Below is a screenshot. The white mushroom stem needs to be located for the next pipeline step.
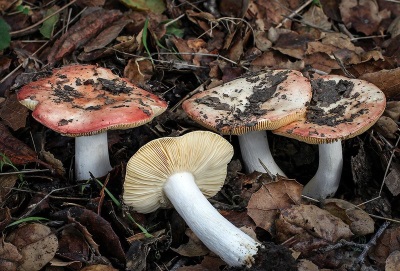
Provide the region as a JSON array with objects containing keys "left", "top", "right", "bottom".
[
  {"left": 75, "top": 132, "right": 113, "bottom": 180},
  {"left": 238, "top": 131, "right": 286, "bottom": 176},
  {"left": 302, "top": 141, "right": 343, "bottom": 199},
  {"left": 163, "top": 171, "right": 261, "bottom": 267}
]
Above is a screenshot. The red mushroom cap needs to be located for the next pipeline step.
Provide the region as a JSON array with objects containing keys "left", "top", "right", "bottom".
[
  {"left": 182, "top": 70, "right": 312, "bottom": 135},
  {"left": 17, "top": 65, "right": 167, "bottom": 136},
  {"left": 273, "top": 75, "right": 386, "bottom": 144}
]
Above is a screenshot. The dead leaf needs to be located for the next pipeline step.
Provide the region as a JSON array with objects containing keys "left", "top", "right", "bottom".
[
  {"left": 384, "top": 163, "right": 400, "bottom": 196},
  {"left": 76, "top": 0, "right": 105, "bottom": 7},
  {"left": 6, "top": 223, "right": 58, "bottom": 271},
  {"left": 84, "top": 18, "right": 132, "bottom": 52},
  {"left": 273, "top": 32, "right": 313, "bottom": 59},
  {"left": 374, "top": 116, "right": 398, "bottom": 139},
  {"left": 324, "top": 199, "right": 375, "bottom": 236},
  {"left": 297, "top": 259, "right": 319, "bottom": 271},
  {"left": 386, "top": 250, "right": 400, "bottom": 271},
  {"left": 40, "top": 150, "right": 66, "bottom": 176},
  {"left": 359, "top": 68, "right": 400, "bottom": 99},
  {"left": 339, "top": 0, "right": 389, "bottom": 35},
  {"left": 0, "top": 174, "right": 17, "bottom": 203},
  {"left": 247, "top": 177, "right": 302, "bottom": 232},
  {"left": 0, "top": 94, "right": 28, "bottom": 131},
  {"left": 0, "top": 238, "right": 22, "bottom": 271},
  {"left": 171, "top": 229, "right": 209, "bottom": 257},
  {"left": 79, "top": 264, "right": 118, "bottom": 271},
  {"left": 52, "top": 207, "right": 125, "bottom": 263},
  {"left": 384, "top": 101, "right": 400, "bottom": 121},
  {"left": 47, "top": 8, "right": 122, "bottom": 65},
  {"left": 0, "top": 123, "right": 42, "bottom": 165},
  {"left": 124, "top": 58, "right": 154, "bottom": 86},
  {"left": 369, "top": 227, "right": 400, "bottom": 264},
  {"left": 57, "top": 225, "right": 90, "bottom": 263},
  {"left": 176, "top": 255, "right": 225, "bottom": 271},
  {"left": 276, "top": 205, "right": 353, "bottom": 243}
]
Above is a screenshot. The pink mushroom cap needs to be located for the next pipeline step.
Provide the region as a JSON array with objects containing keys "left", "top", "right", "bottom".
[
  {"left": 17, "top": 65, "right": 167, "bottom": 136},
  {"left": 273, "top": 75, "right": 386, "bottom": 143},
  {"left": 182, "top": 70, "right": 312, "bottom": 135}
]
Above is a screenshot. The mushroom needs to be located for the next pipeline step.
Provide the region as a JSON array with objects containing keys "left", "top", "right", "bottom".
[
  {"left": 182, "top": 70, "right": 312, "bottom": 175},
  {"left": 17, "top": 64, "right": 167, "bottom": 180},
  {"left": 123, "top": 131, "right": 261, "bottom": 267},
  {"left": 273, "top": 75, "right": 386, "bottom": 199}
]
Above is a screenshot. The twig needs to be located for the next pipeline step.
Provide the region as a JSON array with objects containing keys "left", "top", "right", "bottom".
[
  {"left": 0, "top": 169, "right": 50, "bottom": 175},
  {"left": 10, "top": 0, "right": 77, "bottom": 36},
  {"left": 276, "top": 0, "right": 314, "bottom": 28},
  {"left": 350, "top": 221, "right": 390, "bottom": 270}
]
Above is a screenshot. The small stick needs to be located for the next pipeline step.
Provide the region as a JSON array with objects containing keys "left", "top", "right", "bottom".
[{"left": 276, "top": 0, "right": 314, "bottom": 28}]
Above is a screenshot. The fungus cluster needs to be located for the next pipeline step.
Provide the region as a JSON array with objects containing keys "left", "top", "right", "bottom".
[
  {"left": 182, "top": 72, "right": 386, "bottom": 199},
  {"left": 17, "top": 64, "right": 167, "bottom": 180}
]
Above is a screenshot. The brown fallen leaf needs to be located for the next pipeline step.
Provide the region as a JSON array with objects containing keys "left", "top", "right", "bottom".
[
  {"left": 384, "top": 163, "right": 400, "bottom": 196},
  {"left": 323, "top": 199, "right": 375, "bottom": 236},
  {"left": 374, "top": 116, "right": 398, "bottom": 139},
  {"left": 0, "top": 238, "right": 22, "bottom": 271},
  {"left": 0, "top": 94, "right": 28, "bottom": 131},
  {"left": 124, "top": 58, "right": 154, "bottom": 86},
  {"left": 176, "top": 255, "right": 225, "bottom": 271},
  {"left": 79, "top": 264, "right": 118, "bottom": 271},
  {"left": 0, "top": 174, "right": 17, "bottom": 203},
  {"left": 47, "top": 8, "right": 122, "bottom": 65},
  {"left": 0, "top": 122, "right": 46, "bottom": 166},
  {"left": 339, "top": 0, "right": 389, "bottom": 35},
  {"left": 247, "top": 177, "right": 302, "bottom": 232},
  {"left": 383, "top": 101, "right": 400, "bottom": 121},
  {"left": 171, "top": 229, "right": 209, "bottom": 257},
  {"left": 369, "top": 227, "right": 400, "bottom": 264},
  {"left": 57, "top": 225, "right": 90, "bottom": 263},
  {"left": 6, "top": 223, "right": 58, "bottom": 271},
  {"left": 386, "top": 250, "right": 400, "bottom": 271},
  {"left": 276, "top": 205, "right": 353, "bottom": 243},
  {"left": 359, "top": 68, "right": 400, "bottom": 99},
  {"left": 83, "top": 17, "right": 132, "bottom": 52},
  {"left": 52, "top": 207, "right": 125, "bottom": 263}
]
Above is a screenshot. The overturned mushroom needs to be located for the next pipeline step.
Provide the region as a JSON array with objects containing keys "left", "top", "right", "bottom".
[
  {"left": 182, "top": 70, "right": 312, "bottom": 175},
  {"left": 274, "top": 75, "right": 386, "bottom": 199},
  {"left": 123, "top": 131, "right": 262, "bottom": 267},
  {"left": 17, "top": 64, "right": 167, "bottom": 180}
]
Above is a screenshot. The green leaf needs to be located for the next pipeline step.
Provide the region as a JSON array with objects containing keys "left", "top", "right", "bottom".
[
  {"left": 142, "top": 17, "right": 153, "bottom": 62},
  {"left": 165, "top": 21, "right": 184, "bottom": 38},
  {"left": 120, "top": 0, "right": 166, "bottom": 14},
  {"left": 6, "top": 217, "right": 49, "bottom": 228},
  {"left": 0, "top": 18, "right": 11, "bottom": 51},
  {"left": 16, "top": 5, "right": 31, "bottom": 15},
  {"left": 39, "top": 7, "right": 60, "bottom": 39}
]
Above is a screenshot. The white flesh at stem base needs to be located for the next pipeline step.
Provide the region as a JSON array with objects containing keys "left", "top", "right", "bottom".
[
  {"left": 302, "top": 141, "right": 343, "bottom": 199},
  {"left": 238, "top": 131, "right": 286, "bottom": 176},
  {"left": 75, "top": 132, "right": 113, "bottom": 180},
  {"left": 163, "top": 172, "right": 261, "bottom": 267}
]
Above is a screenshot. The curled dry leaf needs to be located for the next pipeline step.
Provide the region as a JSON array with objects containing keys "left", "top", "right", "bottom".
[
  {"left": 369, "top": 227, "right": 400, "bottom": 264},
  {"left": 57, "top": 226, "right": 90, "bottom": 263},
  {"left": 384, "top": 163, "right": 400, "bottom": 196},
  {"left": 47, "top": 8, "right": 122, "bottom": 65},
  {"left": 52, "top": 207, "right": 125, "bottom": 263},
  {"left": 247, "top": 177, "right": 302, "bottom": 232},
  {"left": 0, "top": 174, "right": 17, "bottom": 203},
  {"left": 384, "top": 101, "right": 400, "bottom": 121},
  {"left": 0, "top": 94, "right": 28, "bottom": 131},
  {"left": 276, "top": 205, "right": 353, "bottom": 243},
  {"left": 79, "top": 264, "right": 118, "bottom": 271},
  {"left": 171, "top": 229, "right": 209, "bottom": 257},
  {"left": 386, "top": 250, "right": 400, "bottom": 271},
  {"left": 5, "top": 223, "right": 58, "bottom": 271},
  {"left": 374, "top": 116, "right": 398, "bottom": 139},
  {"left": 0, "top": 238, "right": 22, "bottom": 271},
  {"left": 339, "top": 0, "right": 390, "bottom": 35},
  {"left": 359, "top": 68, "right": 400, "bottom": 99},
  {"left": 0, "top": 123, "right": 44, "bottom": 166},
  {"left": 323, "top": 199, "right": 374, "bottom": 236}
]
